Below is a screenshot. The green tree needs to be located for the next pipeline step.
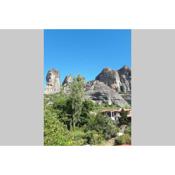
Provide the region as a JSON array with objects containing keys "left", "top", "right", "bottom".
[
  {"left": 52, "top": 93, "right": 72, "bottom": 130},
  {"left": 86, "top": 113, "right": 119, "bottom": 140},
  {"left": 119, "top": 109, "right": 130, "bottom": 125},
  {"left": 44, "top": 108, "right": 72, "bottom": 145},
  {"left": 69, "top": 75, "right": 85, "bottom": 130},
  {"left": 78, "top": 100, "right": 96, "bottom": 126}
]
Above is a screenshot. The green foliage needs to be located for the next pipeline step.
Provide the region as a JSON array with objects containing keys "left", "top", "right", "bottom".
[
  {"left": 44, "top": 109, "right": 72, "bottom": 146},
  {"left": 114, "top": 134, "right": 131, "bottom": 145},
  {"left": 78, "top": 100, "right": 96, "bottom": 126},
  {"left": 124, "top": 125, "right": 131, "bottom": 135},
  {"left": 44, "top": 74, "right": 130, "bottom": 146},
  {"left": 86, "top": 113, "right": 119, "bottom": 140},
  {"left": 119, "top": 110, "right": 130, "bottom": 125},
  {"left": 84, "top": 130, "right": 104, "bottom": 145},
  {"left": 69, "top": 129, "right": 86, "bottom": 145},
  {"left": 44, "top": 108, "right": 86, "bottom": 146},
  {"left": 69, "top": 75, "right": 85, "bottom": 130},
  {"left": 52, "top": 93, "right": 72, "bottom": 130},
  {"left": 82, "top": 100, "right": 95, "bottom": 113}
]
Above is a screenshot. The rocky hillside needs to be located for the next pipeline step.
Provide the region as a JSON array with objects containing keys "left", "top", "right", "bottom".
[
  {"left": 85, "top": 80, "right": 128, "bottom": 107},
  {"left": 45, "top": 66, "right": 131, "bottom": 107}
]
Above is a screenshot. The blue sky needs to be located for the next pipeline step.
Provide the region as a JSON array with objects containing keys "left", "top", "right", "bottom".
[{"left": 44, "top": 29, "right": 131, "bottom": 85}]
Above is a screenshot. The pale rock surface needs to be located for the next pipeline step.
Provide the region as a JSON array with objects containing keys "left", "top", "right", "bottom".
[
  {"left": 118, "top": 65, "right": 131, "bottom": 93},
  {"left": 62, "top": 75, "right": 73, "bottom": 94},
  {"left": 95, "top": 68, "right": 122, "bottom": 92},
  {"left": 45, "top": 69, "right": 60, "bottom": 94},
  {"left": 85, "top": 80, "right": 129, "bottom": 107}
]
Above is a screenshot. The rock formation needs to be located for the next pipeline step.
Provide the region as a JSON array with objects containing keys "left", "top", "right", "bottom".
[
  {"left": 44, "top": 65, "right": 131, "bottom": 107},
  {"left": 62, "top": 75, "right": 73, "bottom": 94},
  {"left": 62, "top": 75, "right": 73, "bottom": 86},
  {"left": 95, "top": 66, "right": 131, "bottom": 93},
  {"left": 118, "top": 65, "right": 131, "bottom": 93},
  {"left": 85, "top": 80, "right": 129, "bottom": 107},
  {"left": 95, "top": 68, "right": 122, "bottom": 92},
  {"left": 45, "top": 69, "right": 61, "bottom": 94}
]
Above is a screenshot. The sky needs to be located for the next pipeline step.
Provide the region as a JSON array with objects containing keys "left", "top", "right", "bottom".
[{"left": 44, "top": 29, "right": 131, "bottom": 85}]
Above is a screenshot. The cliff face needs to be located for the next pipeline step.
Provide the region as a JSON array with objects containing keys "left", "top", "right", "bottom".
[
  {"left": 95, "top": 66, "right": 131, "bottom": 94},
  {"left": 95, "top": 68, "right": 121, "bottom": 92},
  {"left": 45, "top": 65, "right": 131, "bottom": 107},
  {"left": 118, "top": 66, "right": 131, "bottom": 93}
]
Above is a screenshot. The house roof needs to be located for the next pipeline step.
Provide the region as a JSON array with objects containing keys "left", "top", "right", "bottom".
[{"left": 101, "top": 108, "right": 131, "bottom": 113}]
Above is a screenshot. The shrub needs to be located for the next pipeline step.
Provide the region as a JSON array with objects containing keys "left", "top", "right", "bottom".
[
  {"left": 119, "top": 110, "right": 130, "bottom": 125},
  {"left": 124, "top": 125, "right": 131, "bottom": 135},
  {"left": 86, "top": 113, "right": 119, "bottom": 140},
  {"left": 44, "top": 109, "right": 73, "bottom": 146},
  {"left": 114, "top": 134, "right": 131, "bottom": 145},
  {"left": 70, "top": 129, "right": 86, "bottom": 145},
  {"left": 44, "top": 110, "right": 86, "bottom": 146},
  {"left": 84, "top": 130, "right": 104, "bottom": 145}
]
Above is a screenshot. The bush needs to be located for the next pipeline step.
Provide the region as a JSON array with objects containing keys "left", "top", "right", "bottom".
[
  {"left": 84, "top": 130, "right": 104, "bottom": 145},
  {"left": 44, "top": 109, "right": 73, "bottom": 146},
  {"left": 70, "top": 129, "right": 86, "bottom": 145},
  {"left": 114, "top": 134, "right": 131, "bottom": 145},
  {"left": 86, "top": 113, "right": 119, "bottom": 140},
  {"left": 119, "top": 110, "right": 130, "bottom": 125},
  {"left": 124, "top": 125, "right": 131, "bottom": 135},
  {"left": 44, "top": 110, "right": 87, "bottom": 146}
]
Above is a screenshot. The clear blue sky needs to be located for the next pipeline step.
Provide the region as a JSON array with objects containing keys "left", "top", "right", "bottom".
[{"left": 44, "top": 29, "right": 131, "bottom": 85}]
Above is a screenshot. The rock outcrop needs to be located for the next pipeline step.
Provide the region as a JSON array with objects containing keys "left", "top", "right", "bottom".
[
  {"left": 62, "top": 75, "right": 73, "bottom": 94},
  {"left": 44, "top": 65, "right": 131, "bottom": 107},
  {"left": 45, "top": 69, "right": 61, "bottom": 94},
  {"left": 120, "top": 93, "right": 131, "bottom": 105},
  {"left": 95, "top": 68, "right": 122, "bottom": 92},
  {"left": 95, "top": 66, "right": 131, "bottom": 94},
  {"left": 62, "top": 75, "right": 73, "bottom": 86},
  {"left": 118, "top": 65, "right": 131, "bottom": 93},
  {"left": 85, "top": 80, "right": 129, "bottom": 107}
]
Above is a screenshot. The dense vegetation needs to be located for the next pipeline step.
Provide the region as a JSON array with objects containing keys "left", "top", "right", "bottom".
[{"left": 44, "top": 75, "right": 131, "bottom": 146}]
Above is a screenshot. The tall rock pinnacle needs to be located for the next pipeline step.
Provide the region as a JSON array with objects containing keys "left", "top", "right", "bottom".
[
  {"left": 95, "top": 67, "right": 122, "bottom": 92},
  {"left": 45, "top": 69, "right": 61, "bottom": 94}
]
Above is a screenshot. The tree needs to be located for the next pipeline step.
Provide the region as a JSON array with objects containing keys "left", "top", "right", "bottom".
[
  {"left": 53, "top": 94, "right": 72, "bottom": 130},
  {"left": 86, "top": 113, "right": 119, "bottom": 140},
  {"left": 44, "top": 108, "right": 72, "bottom": 145},
  {"left": 119, "top": 109, "right": 130, "bottom": 125},
  {"left": 79, "top": 100, "right": 96, "bottom": 126},
  {"left": 69, "top": 75, "right": 85, "bottom": 130}
]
